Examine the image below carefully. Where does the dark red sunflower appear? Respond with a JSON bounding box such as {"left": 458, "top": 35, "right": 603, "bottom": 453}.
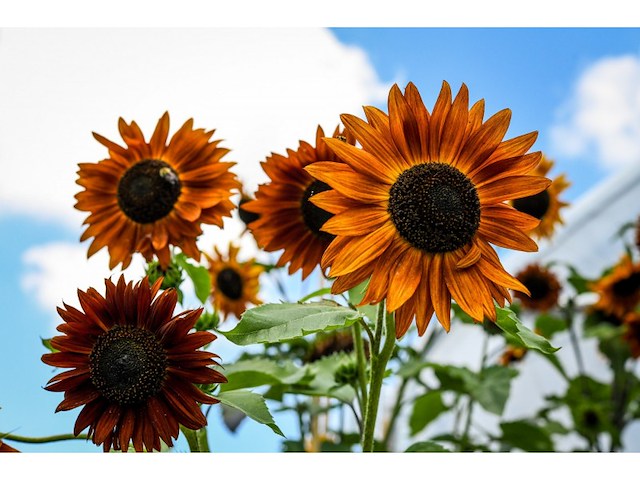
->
{"left": 241, "top": 125, "right": 355, "bottom": 279}
{"left": 623, "top": 311, "right": 640, "bottom": 358}
{"left": 0, "top": 439, "right": 19, "bottom": 453}
{"left": 513, "top": 263, "right": 562, "bottom": 312}
{"left": 306, "top": 82, "right": 549, "bottom": 337}
{"left": 76, "top": 112, "right": 241, "bottom": 270}
{"left": 42, "top": 276, "right": 227, "bottom": 452}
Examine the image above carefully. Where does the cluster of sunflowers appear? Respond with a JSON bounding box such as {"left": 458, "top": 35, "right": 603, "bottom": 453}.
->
{"left": 7, "top": 79, "right": 638, "bottom": 454}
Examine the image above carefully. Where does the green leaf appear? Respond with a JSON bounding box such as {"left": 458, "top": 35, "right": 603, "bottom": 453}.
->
{"left": 499, "top": 420, "right": 554, "bottom": 452}
{"left": 409, "top": 391, "right": 448, "bottom": 435}
{"left": 405, "top": 441, "right": 451, "bottom": 452}
{"left": 271, "top": 352, "right": 356, "bottom": 403}
{"left": 495, "top": 307, "right": 560, "bottom": 354}
{"left": 221, "top": 302, "right": 363, "bottom": 346}
{"left": 214, "top": 390, "right": 285, "bottom": 437}
{"left": 41, "top": 337, "right": 58, "bottom": 353}
{"left": 219, "top": 358, "right": 310, "bottom": 393}
{"left": 566, "top": 265, "right": 591, "bottom": 295}
{"left": 430, "top": 364, "right": 478, "bottom": 393}
{"left": 534, "top": 313, "right": 567, "bottom": 339}
{"left": 427, "top": 364, "right": 517, "bottom": 416}
{"left": 175, "top": 253, "right": 211, "bottom": 304}
{"left": 472, "top": 366, "right": 518, "bottom": 415}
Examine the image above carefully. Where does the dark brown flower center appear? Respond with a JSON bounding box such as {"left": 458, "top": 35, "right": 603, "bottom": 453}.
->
{"left": 512, "top": 190, "right": 550, "bottom": 220}
{"left": 612, "top": 272, "right": 640, "bottom": 298}
{"left": 523, "top": 274, "right": 551, "bottom": 301}
{"left": 388, "top": 163, "right": 480, "bottom": 253}
{"left": 217, "top": 267, "right": 243, "bottom": 300}
{"left": 238, "top": 197, "right": 260, "bottom": 227}
{"left": 301, "top": 180, "right": 335, "bottom": 243}
{"left": 89, "top": 325, "right": 167, "bottom": 405}
{"left": 117, "top": 159, "right": 181, "bottom": 224}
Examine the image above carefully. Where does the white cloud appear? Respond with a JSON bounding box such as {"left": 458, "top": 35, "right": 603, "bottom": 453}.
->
{"left": 21, "top": 242, "right": 146, "bottom": 329}
{"left": 550, "top": 54, "right": 640, "bottom": 170}
{"left": 0, "top": 28, "right": 389, "bottom": 229}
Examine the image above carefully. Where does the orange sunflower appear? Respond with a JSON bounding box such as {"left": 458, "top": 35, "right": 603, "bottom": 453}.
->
{"left": 306, "top": 82, "right": 550, "bottom": 338}
{"left": 511, "top": 155, "right": 569, "bottom": 240}
{"left": 76, "top": 112, "right": 241, "bottom": 270}
{"left": 591, "top": 254, "right": 640, "bottom": 318}
{"left": 241, "top": 125, "right": 354, "bottom": 279}
{"left": 204, "top": 243, "right": 263, "bottom": 321}
{"left": 498, "top": 345, "right": 528, "bottom": 366}
{"left": 238, "top": 189, "right": 260, "bottom": 232}
{"left": 513, "top": 263, "right": 561, "bottom": 312}
{"left": 42, "top": 276, "right": 227, "bottom": 452}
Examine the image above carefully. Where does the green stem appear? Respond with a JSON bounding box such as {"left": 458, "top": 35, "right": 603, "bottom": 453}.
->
{"left": 353, "top": 321, "right": 369, "bottom": 410}
{"left": 0, "top": 432, "right": 89, "bottom": 443}
{"left": 361, "top": 301, "right": 395, "bottom": 452}
{"left": 180, "top": 426, "right": 210, "bottom": 453}
{"left": 460, "top": 331, "right": 490, "bottom": 451}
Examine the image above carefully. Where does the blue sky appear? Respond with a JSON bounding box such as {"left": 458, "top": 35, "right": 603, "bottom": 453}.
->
{"left": 1, "top": 26, "right": 640, "bottom": 453}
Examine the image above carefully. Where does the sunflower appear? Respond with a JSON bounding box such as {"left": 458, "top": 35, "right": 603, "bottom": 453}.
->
{"left": 76, "top": 112, "right": 241, "bottom": 270}
{"left": 498, "top": 345, "right": 528, "bottom": 366}
{"left": 42, "top": 276, "right": 227, "bottom": 452}
{"left": 511, "top": 155, "right": 569, "bottom": 240}
{"left": 512, "top": 263, "right": 561, "bottom": 312}
{"left": 241, "top": 125, "right": 355, "bottom": 279}
{"left": 204, "top": 243, "right": 263, "bottom": 321}
{"left": 622, "top": 311, "right": 640, "bottom": 358}
{"left": 237, "top": 190, "right": 260, "bottom": 232}
{"left": 591, "top": 254, "right": 640, "bottom": 318}
{"left": 305, "top": 82, "right": 550, "bottom": 338}
{"left": 0, "top": 439, "right": 19, "bottom": 453}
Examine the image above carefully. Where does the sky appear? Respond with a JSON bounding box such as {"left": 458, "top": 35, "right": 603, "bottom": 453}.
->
{"left": 1, "top": 23, "right": 640, "bottom": 455}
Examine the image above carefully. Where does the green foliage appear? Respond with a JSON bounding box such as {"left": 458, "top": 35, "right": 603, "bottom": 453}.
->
{"left": 219, "top": 358, "right": 311, "bottom": 393}
{"left": 534, "top": 313, "right": 567, "bottom": 339}
{"left": 405, "top": 441, "right": 451, "bottom": 452}
{"left": 174, "top": 253, "right": 211, "bottom": 304}
{"left": 566, "top": 265, "right": 592, "bottom": 295}
{"left": 266, "top": 352, "right": 357, "bottom": 403}
{"left": 409, "top": 391, "right": 448, "bottom": 435}
{"left": 499, "top": 420, "right": 554, "bottom": 452}
{"left": 222, "top": 301, "right": 363, "bottom": 346}
{"left": 429, "top": 364, "right": 518, "bottom": 416}
{"left": 347, "top": 279, "right": 378, "bottom": 321}
{"left": 40, "top": 337, "right": 57, "bottom": 353}
{"left": 495, "top": 307, "right": 560, "bottom": 354}
{"left": 215, "top": 390, "right": 284, "bottom": 437}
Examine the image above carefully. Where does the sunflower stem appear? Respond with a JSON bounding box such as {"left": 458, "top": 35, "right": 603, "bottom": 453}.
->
{"left": 361, "top": 300, "right": 395, "bottom": 452}
{"left": 0, "top": 432, "right": 90, "bottom": 443}
{"left": 352, "top": 321, "right": 369, "bottom": 410}
{"left": 180, "top": 426, "right": 210, "bottom": 453}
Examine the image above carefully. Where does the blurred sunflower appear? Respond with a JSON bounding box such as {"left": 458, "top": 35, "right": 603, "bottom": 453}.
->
{"left": 591, "top": 254, "right": 640, "bottom": 318}
{"left": 42, "top": 276, "right": 227, "bottom": 452}
{"left": 76, "top": 112, "right": 240, "bottom": 270}
{"left": 0, "top": 439, "right": 19, "bottom": 453}
{"left": 205, "top": 243, "right": 263, "bottom": 321}
{"left": 242, "top": 125, "right": 354, "bottom": 279}
{"left": 511, "top": 155, "right": 569, "bottom": 240}
{"left": 237, "top": 190, "right": 260, "bottom": 232}
{"left": 306, "top": 81, "right": 549, "bottom": 337}
{"left": 498, "top": 345, "right": 528, "bottom": 366}
{"left": 513, "top": 263, "right": 561, "bottom": 312}
{"left": 623, "top": 311, "right": 640, "bottom": 358}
